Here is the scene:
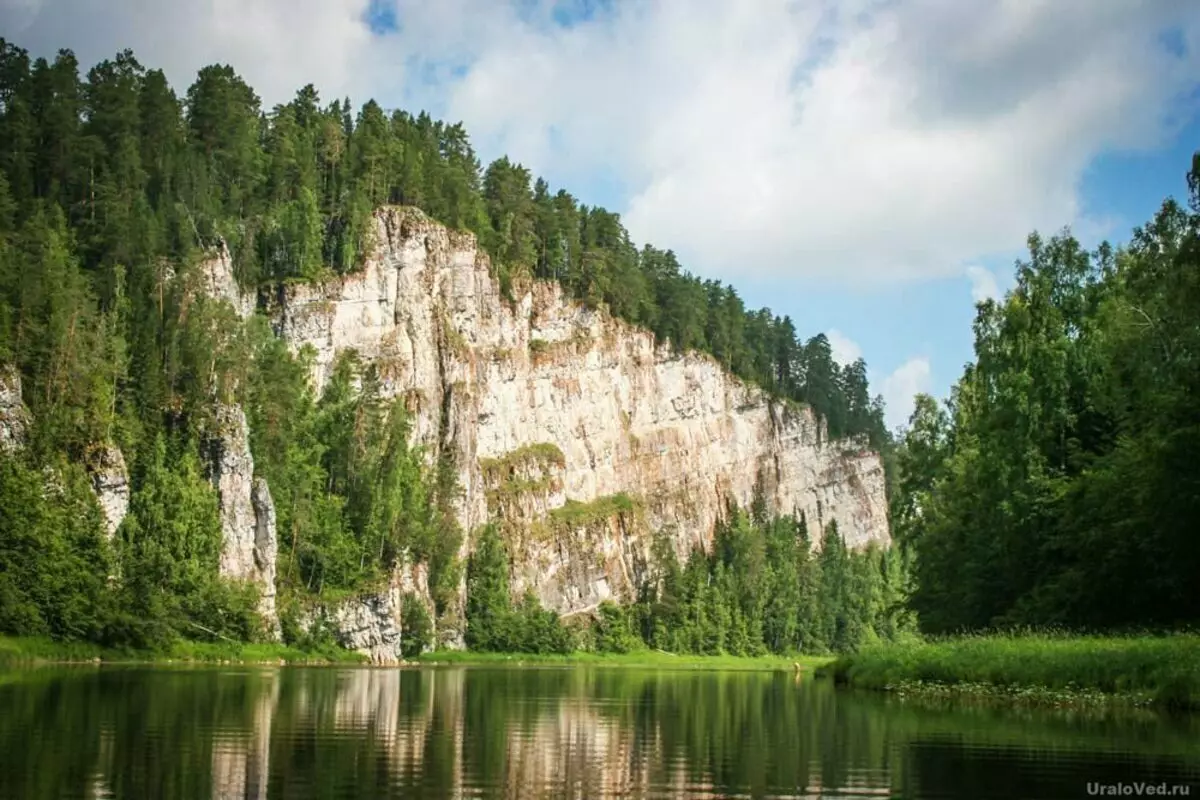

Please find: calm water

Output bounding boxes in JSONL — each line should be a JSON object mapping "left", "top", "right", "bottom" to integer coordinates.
{"left": 1, "top": 666, "right": 1198, "bottom": 799}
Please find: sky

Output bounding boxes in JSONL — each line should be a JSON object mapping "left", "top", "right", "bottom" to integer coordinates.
{"left": 3, "top": 0, "right": 1198, "bottom": 430}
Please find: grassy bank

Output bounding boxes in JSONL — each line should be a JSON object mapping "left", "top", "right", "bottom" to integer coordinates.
{"left": 0, "top": 635, "right": 367, "bottom": 666}
{"left": 415, "top": 649, "right": 833, "bottom": 671}
{"left": 820, "top": 633, "right": 1200, "bottom": 710}
{"left": 2, "top": 635, "right": 833, "bottom": 672}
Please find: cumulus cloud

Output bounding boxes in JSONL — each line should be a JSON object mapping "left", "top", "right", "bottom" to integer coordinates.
{"left": 827, "top": 329, "right": 862, "bottom": 367}
{"left": 882, "top": 357, "right": 932, "bottom": 431}
{"left": 965, "top": 265, "right": 1002, "bottom": 304}
{"left": 4, "top": 1, "right": 1196, "bottom": 290}
{"left": 444, "top": 1, "right": 1200, "bottom": 285}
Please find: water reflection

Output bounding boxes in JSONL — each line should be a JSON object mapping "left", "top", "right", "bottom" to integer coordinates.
{"left": 0, "top": 666, "right": 1197, "bottom": 799}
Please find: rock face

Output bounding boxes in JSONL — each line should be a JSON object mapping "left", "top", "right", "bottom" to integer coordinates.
{"left": 88, "top": 444, "right": 129, "bottom": 540}
{"left": 301, "top": 559, "right": 438, "bottom": 663}
{"left": 0, "top": 365, "right": 29, "bottom": 453}
{"left": 206, "top": 404, "right": 280, "bottom": 639}
{"left": 195, "top": 206, "right": 891, "bottom": 652}
{"left": 261, "top": 207, "right": 890, "bottom": 621}
{"left": 316, "top": 589, "right": 404, "bottom": 665}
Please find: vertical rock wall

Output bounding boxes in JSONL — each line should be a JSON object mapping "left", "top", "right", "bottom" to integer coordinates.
{"left": 195, "top": 205, "right": 893, "bottom": 658}
{"left": 206, "top": 404, "right": 280, "bottom": 639}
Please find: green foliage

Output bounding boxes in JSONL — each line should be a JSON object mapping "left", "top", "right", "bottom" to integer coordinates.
{"left": 0, "top": 454, "right": 112, "bottom": 640}
{"left": 245, "top": 346, "right": 462, "bottom": 605}
{"left": 592, "top": 601, "right": 643, "bottom": 654}
{"left": 478, "top": 442, "right": 565, "bottom": 481}
{"left": 115, "top": 435, "right": 262, "bottom": 648}
{"left": 400, "top": 594, "right": 434, "bottom": 658}
{"left": 897, "top": 152, "right": 1200, "bottom": 634}
{"left": 548, "top": 492, "right": 639, "bottom": 530}
{"left": 629, "top": 510, "right": 912, "bottom": 656}
{"left": 464, "top": 524, "right": 573, "bottom": 654}
{"left": 0, "top": 41, "right": 472, "bottom": 652}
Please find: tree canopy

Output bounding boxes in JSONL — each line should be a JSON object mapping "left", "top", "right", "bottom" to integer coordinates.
{"left": 894, "top": 156, "right": 1200, "bottom": 633}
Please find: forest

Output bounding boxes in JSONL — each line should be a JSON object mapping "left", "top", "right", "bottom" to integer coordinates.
{"left": 0, "top": 41, "right": 895, "bottom": 654}
{"left": 0, "top": 37, "right": 1195, "bottom": 658}
{"left": 894, "top": 156, "right": 1200, "bottom": 633}
{"left": 459, "top": 511, "right": 910, "bottom": 659}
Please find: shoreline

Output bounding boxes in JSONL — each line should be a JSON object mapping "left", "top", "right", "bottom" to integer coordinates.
{"left": 819, "top": 633, "right": 1200, "bottom": 711}
{"left": 0, "top": 635, "right": 368, "bottom": 667}
{"left": 0, "top": 636, "right": 831, "bottom": 672}
{"left": 412, "top": 651, "right": 832, "bottom": 671}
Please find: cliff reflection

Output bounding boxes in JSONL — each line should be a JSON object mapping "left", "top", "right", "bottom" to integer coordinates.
{"left": 2, "top": 665, "right": 1198, "bottom": 799}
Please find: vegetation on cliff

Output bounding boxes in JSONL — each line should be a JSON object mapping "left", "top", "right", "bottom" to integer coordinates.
{"left": 464, "top": 506, "right": 914, "bottom": 657}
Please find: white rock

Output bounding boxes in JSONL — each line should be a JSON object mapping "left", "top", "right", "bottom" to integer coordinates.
{"left": 0, "top": 365, "right": 29, "bottom": 453}
{"left": 267, "top": 207, "right": 891, "bottom": 617}
{"left": 207, "top": 404, "right": 280, "bottom": 639}
{"left": 88, "top": 444, "right": 129, "bottom": 540}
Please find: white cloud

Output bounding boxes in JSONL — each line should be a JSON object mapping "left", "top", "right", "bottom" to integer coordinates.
{"left": 827, "top": 329, "right": 862, "bottom": 366}
{"left": 882, "top": 357, "right": 932, "bottom": 431}
{"left": 4, "top": 1, "right": 1196, "bottom": 291}
{"left": 965, "top": 265, "right": 1002, "bottom": 304}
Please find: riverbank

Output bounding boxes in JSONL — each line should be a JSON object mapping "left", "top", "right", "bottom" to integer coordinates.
{"left": 414, "top": 650, "right": 833, "bottom": 671}
{"left": 0, "top": 635, "right": 368, "bottom": 666}
{"left": 820, "top": 633, "right": 1200, "bottom": 710}
{"left": 1, "top": 636, "right": 830, "bottom": 672}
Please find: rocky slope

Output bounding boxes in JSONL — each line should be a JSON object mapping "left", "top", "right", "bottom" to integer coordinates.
{"left": 196, "top": 207, "right": 890, "bottom": 658}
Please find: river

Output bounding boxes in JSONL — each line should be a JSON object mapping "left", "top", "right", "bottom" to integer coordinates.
{"left": 1, "top": 665, "right": 1197, "bottom": 798}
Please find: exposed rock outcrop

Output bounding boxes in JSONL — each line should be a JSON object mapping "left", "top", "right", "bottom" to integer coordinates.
{"left": 264, "top": 207, "right": 890, "bottom": 618}
{"left": 315, "top": 589, "right": 404, "bottom": 665}
{"left": 0, "top": 365, "right": 29, "bottom": 453}
{"left": 206, "top": 404, "right": 280, "bottom": 639}
{"left": 194, "top": 205, "right": 891, "bottom": 641}
{"left": 88, "top": 444, "right": 129, "bottom": 540}
{"left": 300, "top": 559, "right": 438, "bottom": 663}
{"left": 198, "top": 241, "right": 256, "bottom": 319}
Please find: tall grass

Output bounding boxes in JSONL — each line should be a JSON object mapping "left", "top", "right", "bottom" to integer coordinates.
{"left": 821, "top": 632, "right": 1200, "bottom": 709}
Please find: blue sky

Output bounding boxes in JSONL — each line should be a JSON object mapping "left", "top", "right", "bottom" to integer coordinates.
{"left": 4, "top": 0, "right": 1198, "bottom": 429}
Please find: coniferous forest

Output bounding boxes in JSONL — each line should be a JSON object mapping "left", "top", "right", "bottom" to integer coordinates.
{"left": 0, "top": 41, "right": 898, "bottom": 655}
{"left": 0, "top": 39, "right": 1196, "bottom": 658}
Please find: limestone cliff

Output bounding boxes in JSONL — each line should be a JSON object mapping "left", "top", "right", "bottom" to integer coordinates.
{"left": 251, "top": 207, "right": 890, "bottom": 625}
{"left": 194, "top": 206, "right": 889, "bottom": 656}
{"left": 205, "top": 404, "right": 280, "bottom": 640}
